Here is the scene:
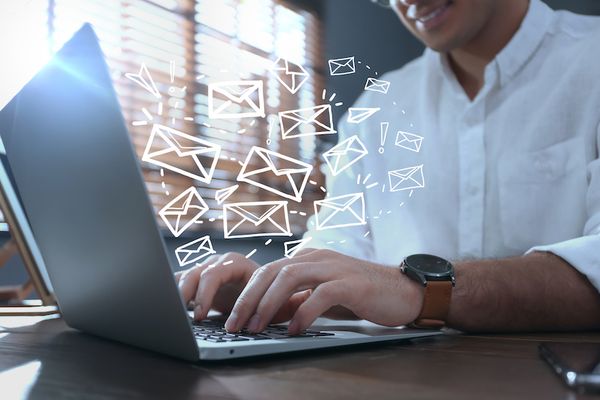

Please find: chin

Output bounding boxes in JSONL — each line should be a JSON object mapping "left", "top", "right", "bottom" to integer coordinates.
{"left": 420, "top": 37, "right": 455, "bottom": 52}
{"left": 421, "top": 35, "right": 462, "bottom": 52}
{"left": 394, "top": 0, "right": 475, "bottom": 52}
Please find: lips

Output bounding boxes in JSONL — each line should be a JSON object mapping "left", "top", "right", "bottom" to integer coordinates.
{"left": 406, "top": 0, "right": 453, "bottom": 23}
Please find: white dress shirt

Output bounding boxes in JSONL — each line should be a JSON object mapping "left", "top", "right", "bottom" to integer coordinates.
{"left": 305, "top": 0, "right": 600, "bottom": 291}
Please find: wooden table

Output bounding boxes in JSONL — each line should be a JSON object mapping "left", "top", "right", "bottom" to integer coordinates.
{"left": 0, "top": 316, "right": 599, "bottom": 399}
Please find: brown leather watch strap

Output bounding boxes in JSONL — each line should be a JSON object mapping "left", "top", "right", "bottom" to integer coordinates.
{"left": 412, "top": 281, "right": 453, "bottom": 329}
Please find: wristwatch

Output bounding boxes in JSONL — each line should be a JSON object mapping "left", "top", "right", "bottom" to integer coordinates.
{"left": 400, "top": 254, "right": 455, "bottom": 329}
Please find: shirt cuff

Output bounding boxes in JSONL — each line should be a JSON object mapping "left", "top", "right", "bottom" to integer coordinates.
{"left": 526, "top": 235, "right": 600, "bottom": 292}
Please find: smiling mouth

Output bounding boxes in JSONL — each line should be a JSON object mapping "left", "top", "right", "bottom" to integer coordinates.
{"left": 407, "top": 0, "right": 453, "bottom": 23}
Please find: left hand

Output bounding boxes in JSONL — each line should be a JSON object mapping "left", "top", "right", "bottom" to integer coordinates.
{"left": 224, "top": 249, "right": 425, "bottom": 335}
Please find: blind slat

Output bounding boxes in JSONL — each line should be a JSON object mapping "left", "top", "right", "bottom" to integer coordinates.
{"left": 48, "top": 0, "right": 325, "bottom": 237}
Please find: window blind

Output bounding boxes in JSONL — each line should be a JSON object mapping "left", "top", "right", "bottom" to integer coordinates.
{"left": 46, "top": 0, "right": 326, "bottom": 237}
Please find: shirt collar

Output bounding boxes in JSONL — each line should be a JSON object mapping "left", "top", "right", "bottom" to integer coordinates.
{"left": 495, "top": 0, "right": 554, "bottom": 86}
{"left": 427, "top": 0, "right": 554, "bottom": 89}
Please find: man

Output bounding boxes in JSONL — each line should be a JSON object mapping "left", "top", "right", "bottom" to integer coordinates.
{"left": 177, "top": 0, "right": 600, "bottom": 335}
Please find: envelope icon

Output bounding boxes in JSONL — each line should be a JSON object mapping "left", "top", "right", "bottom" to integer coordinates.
{"left": 159, "top": 187, "right": 209, "bottom": 237}
{"left": 279, "top": 105, "right": 336, "bottom": 140}
{"left": 347, "top": 107, "right": 380, "bottom": 124}
{"left": 388, "top": 165, "right": 425, "bottom": 192}
{"left": 323, "top": 135, "right": 368, "bottom": 176}
{"left": 364, "top": 78, "right": 391, "bottom": 94}
{"left": 270, "top": 58, "right": 310, "bottom": 94}
{"left": 314, "top": 193, "right": 366, "bottom": 231}
{"left": 224, "top": 201, "right": 292, "bottom": 239}
{"left": 142, "top": 124, "right": 221, "bottom": 184}
{"left": 329, "top": 56, "right": 356, "bottom": 76}
{"left": 237, "top": 146, "right": 313, "bottom": 202}
{"left": 175, "top": 235, "right": 216, "bottom": 267}
{"left": 208, "top": 80, "right": 265, "bottom": 119}
{"left": 395, "top": 131, "right": 424, "bottom": 153}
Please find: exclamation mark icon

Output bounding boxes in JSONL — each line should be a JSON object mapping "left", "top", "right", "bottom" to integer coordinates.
{"left": 169, "top": 60, "right": 175, "bottom": 83}
{"left": 379, "top": 122, "right": 389, "bottom": 154}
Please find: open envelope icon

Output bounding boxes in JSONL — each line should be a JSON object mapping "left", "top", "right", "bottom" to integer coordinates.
{"left": 395, "top": 131, "right": 424, "bottom": 153}
{"left": 237, "top": 146, "right": 313, "bottom": 202}
{"left": 270, "top": 58, "right": 310, "bottom": 94}
{"left": 142, "top": 124, "right": 221, "bottom": 184}
{"left": 323, "top": 135, "right": 368, "bottom": 176}
{"left": 159, "top": 187, "right": 208, "bottom": 237}
{"left": 175, "top": 235, "right": 216, "bottom": 267}
{"left": 364, "top": 78, "right": 391, "bottom": 94}
{"left": 279, "top": 104, "right": 336, "bottom": 140}
{"left": 208, "top": 80, "right": 265, "bottom": 119}
{"left": 329, "top": 56, "right": 356, "bottom": 76}
{"left": 314, "top": 193, "right": 366, "bottom": 231}
{"left": 223, "top": 201, "right": 292, "bottom": 239}
{"left": 388, "top": 165, "right": 425, "bottom": 192}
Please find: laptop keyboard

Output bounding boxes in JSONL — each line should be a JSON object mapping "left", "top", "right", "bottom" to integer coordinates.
{"left": 192, "top": 319, "right": 334, "bottom": 343}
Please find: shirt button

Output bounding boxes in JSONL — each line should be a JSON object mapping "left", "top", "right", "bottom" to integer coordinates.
{"left": 534, "top": 160, "right": 544, "bottom": 170}
{"left": 535, "top": 159, "right": 554, "bottom": 174}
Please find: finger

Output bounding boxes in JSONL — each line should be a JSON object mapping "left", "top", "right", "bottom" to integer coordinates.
{"left": 225, "top": 258, "right": 291, "bottom": 332}
{"left": 193, "top": 253, "right": 252, "bottom": 321}
{"left": 322, "top": 305, "right": 360, "bottom": 320}
{"left": 289, "top": 247, "right": 319, "bottom": 259}
{"left": 178, "top": 255, "right": 220, "bottom": 304}
{"left": 271, "top": 289, "right": 312, "bottom": 323}
{"left": 174, "top": 271, "right": 184, "bottom": 285}
{"left": 288, "top": 280, "right": 349, "bottom": 335}
{"left": 251, "top": 262, "right": 336, "bottom": 332}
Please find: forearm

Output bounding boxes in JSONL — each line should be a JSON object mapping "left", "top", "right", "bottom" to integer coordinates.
{"left": 447, "top": 252, "right": 600, "bottom": 332}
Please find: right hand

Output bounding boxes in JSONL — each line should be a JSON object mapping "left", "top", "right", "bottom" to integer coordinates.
{"left": 174, "top": 252, "right": 312, "bottom": 322}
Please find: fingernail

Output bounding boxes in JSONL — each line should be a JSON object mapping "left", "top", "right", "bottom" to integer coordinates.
{"left": 247, "top": 314, "right": 261, "bottom": 332}
{"left": 193, "top": 305, "right": 202, "bottom": 320}
{"left": 288, "top": 319, "right": 299, "bottom": 335}
{"left": 225, "top": 312, "right": 238, "bottom": 332}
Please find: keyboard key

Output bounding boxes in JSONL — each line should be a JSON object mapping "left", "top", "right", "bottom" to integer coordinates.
{"left": 192, "top": 319, "right": 334, "bottom": 342}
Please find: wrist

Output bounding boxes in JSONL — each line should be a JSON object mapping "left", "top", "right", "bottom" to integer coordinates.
{"left": 384, "top": 264, "right": 425, "bottom": 324}
{"left": 403, "top": 271, "right": 426, "bottom": 323}
{"left": 399, "top": 254, "right": 455, "bottom": 328}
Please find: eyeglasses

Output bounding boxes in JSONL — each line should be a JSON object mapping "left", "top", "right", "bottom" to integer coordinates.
{"left": 371, "top": 0, "right": 392, "bottom": 8}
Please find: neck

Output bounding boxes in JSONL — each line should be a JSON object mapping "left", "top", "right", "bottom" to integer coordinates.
{"left": 448, "top": 0, "right": 530, "bottom": 100}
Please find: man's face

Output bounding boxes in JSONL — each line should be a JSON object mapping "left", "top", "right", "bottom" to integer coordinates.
{"left": 391, "top": 0, "right": 497, "bottom": 52}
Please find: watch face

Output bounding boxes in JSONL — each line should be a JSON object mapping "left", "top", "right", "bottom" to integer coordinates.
{"left": 406, "top": 254, "right": 452, "bottom": 276}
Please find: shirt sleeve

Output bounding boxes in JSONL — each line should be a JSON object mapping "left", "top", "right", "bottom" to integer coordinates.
{"left": 303, "top": 111, "right": 375, "bottom": 261}
{"left": 527, "top": 122, "right": 600, "bottom": 291}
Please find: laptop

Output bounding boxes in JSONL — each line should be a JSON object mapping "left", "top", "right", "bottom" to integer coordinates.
{"left": 0, "top": 24, "right": 441, "bottom": 361}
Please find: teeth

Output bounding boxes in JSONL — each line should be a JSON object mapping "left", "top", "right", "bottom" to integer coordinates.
{"left": 418, "top": 4, "right": 447, "bottom": 22}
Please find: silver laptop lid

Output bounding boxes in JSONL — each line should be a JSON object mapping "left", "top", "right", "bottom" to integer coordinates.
{"left": 0, "top": 24, "right": 199, "bottom": 361}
